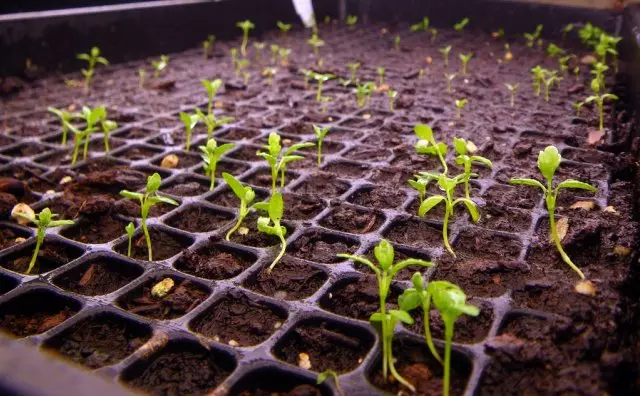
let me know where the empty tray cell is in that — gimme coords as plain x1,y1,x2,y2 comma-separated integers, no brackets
322,160,371,179
227,367,329,395
289,229,359,264
482,182,542,209
164,204,234,233
114,145,163,161
175,242,257,280
0,226,30,251
0,238,83,275
53,255,144,296
347,185,408,210
383,218,444,250
61,213,129,244
320,204,385,234
243,257,328,300
292,174,351,198
162,175,210,197
151,151,201,169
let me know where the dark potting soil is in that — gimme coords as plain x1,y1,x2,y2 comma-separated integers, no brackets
1,242,82,275
174,242,256,280
116,228,191,261
53,259,143,296
243,257,328,300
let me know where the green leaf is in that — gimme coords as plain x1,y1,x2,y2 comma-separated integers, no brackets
414,123,434,141
149,195,179,206
509,178,546,191
120,190,143,200
411,272,425,291
470,155,493,168
369,312,384,323
454,198,479,222
374,239,394,271
556,179,597,192
399,289,422,311
390,309,414,325
269,192,284,222
146,173,162,194
418,195,445,217
286,142,315,155
77,53,91,61
49,219,75,227
252,201,270,212
222,172,246,199
216,143,236,157
453,137,467,155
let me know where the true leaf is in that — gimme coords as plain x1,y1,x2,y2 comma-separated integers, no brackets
418,196,445,216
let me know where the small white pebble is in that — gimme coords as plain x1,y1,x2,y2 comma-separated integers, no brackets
238,226,250,235
59,176,72,185
228,340,239,347
274,321,282,329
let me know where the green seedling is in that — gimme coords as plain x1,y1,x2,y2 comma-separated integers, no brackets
562,23,574,40
151,55,169,78
579,22,604,47
454,17,469,32
235,58,250,78
440,45,452,67
138,68,146,89
263,67,278,86
377,67,386,86
590,61,609,88
546,43,565,58
194,108,234,141
505,83,520,107
68,106,102,164
253,42,265,62
414,123,448,173
179,112,199,151
337,240,433,392
408,175,429,206
388,89,397,112
574,101,585,117
430,28,439,43
394,35,401,51
531,65,547,96
200,139,235,190
445,73,456,93
203,34,215,59
120,173,178,261
509,146,596,279
313,124,331,166
573,66,581,81
524,24,543,48
543,71,562,102
458,53,472,75
596,35,622,72
453,137,492,200
96,106,117,153
13,207,74,274
319,95,332,113
308,34,325,57
47,107,78,145
231,48,238,67
257,192,288,272
243,70,251,85
278,48,291,66
455,98,468,119
270,44,280,65
504,43,513,62
312,72,334,102
257,132,314,193
237,20,255,56
399,274,479,396
346,62,361,82
300,68,313,89
585,78,618,131
418,173,479,256
317,370,343,396
492,28,505,39
277,21,292,39
354,82,376,108
558,55,572,74
346,15,358,28
410,16,430,32
222,173,266,241
125,222,135,257
201,79,223,116
77,46,109,93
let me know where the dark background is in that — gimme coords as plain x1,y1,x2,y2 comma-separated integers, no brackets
0,0,158,14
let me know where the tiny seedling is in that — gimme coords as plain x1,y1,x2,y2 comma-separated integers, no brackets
278,48,291,66
445,73,456,94
346,61,361,82
410,16,430,32
223,172,264,240
231,48,238,67
179,112,199,151
542,70,562,102
377,67,386,86
546,43,565,58
590,61,609,88
337,240,433,392
203,34,215,59
454,17,470,32
558,55,571,74
201,78,223,116
505,83,520,107
194,108,234,141
47,107,78,145
418,173,479,256
504,43,513,62
300,68,313,89
313,124,331,166
430,28,439,43
200,139,236,190
440,45,452,67
258,192,288,272
492,28,505,39
453,137,492,200
257,132,315,193
319,96,332,113
151,55,169,79
346,15,358,28
530,65,546,96
388,89,398,112
574,100,585,117
277,21,292,39
68,106,101,164
138,68,146,89
253,42,265,62
13,207,74,274
579,22,603,47
354,82,376,108
455,98,468,119
125,222,135,257
573,66,581,81
317,370,343,396
270,44,280,65
235,58,250,78
120,173,178,261
509,146,596,279
262,67,278,86
76,46,109,93
524,24,543,48
408,175,428,206
458,53,472,75
236,20,255,56
312,72,334,102
399,274,479,396
585,78,618,131
96,106,117,153
394,35,401,51
243,70,251,85
307,34,325,57
562,23,574,40
414,123,448,173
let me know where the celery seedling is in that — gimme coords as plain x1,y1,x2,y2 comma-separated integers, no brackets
202,78,223,116
346,62,361,82
258,192,288,272
445,73,456,94
13,207,74,274
418,173,479,256
319,96,332,113
546,43,565,58
312,72,334,102
585,78,618,131
125,222,135,258
262,67,277,86
458,53,472,75
237,20,255,56
453,137,492,200
414,123,448,173
337,240,433,392
399,274,479,396
543,71,562,102
300,68,313,89
257,132,314,193
96,106,117,153
509,146,596,279
203,34,215,59
223,173,264,241
562,23,574,40
253,42,265,62
394,35,401,51
408,175,428,206
376,67,386,86
590,61,608,88
179,112,199,151
231,48,238,67
346,15,358,28
440,45,452,67
455,98,468,119
308,34,325,57
574,101,585,117
68,106,101,164
354,82,376,108
454,18,469,32
524,24,543,48
200,139,235,190
317,370,343,396
138,68,146,89
410,16,429,32
194,108,233,141
558,55,571,74
120,173,178,261
235,58,250,78
313,124,331,166
151,55,169,78
277,21,292,40
388,89,397,112
505,83,520,107
47,107,78,145
270,44,280,65
430,28,438,43
531,65,546,96
278,48,291,66
77,47,109,93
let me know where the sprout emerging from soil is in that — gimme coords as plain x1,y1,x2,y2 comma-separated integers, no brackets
235,58,250,78
399,273,479,396
319,96,332,113
231,48,238,67
597,34,622,72
542,70,562,102
574,100,585,118
445,73,456,94
300,68,313,89
408,175,429,206
200,139,236,190
258,192,288,273
354,82,376,108
312,72,334,102
307,34,325,57
257,132,315,193
509,146,596,279
394,35,401,51
346,15,358,28
414,123,448,173
591,61,609,89
317,370,344,396
179,112,199,151
202,78,223,116
346,61,361,82
377,67,386,86
453,17,470,32
388,89,397,112
558,55,572,74
530,65,546,96
151,55,169,79
562,23,574,40
76,46,109,93
13,207,74,274
203,34,215,59
194,108,234,141
453,137,492,199
253,42,265,62
68,106,102,164
410,16,430,32
524,24,543,48
270,44,280,65
313,124,332,166
505,83,520,107
546,43,565,58
120,173,178,261
47,107,78,145
96,106,117,153
125,222,135,258
419,173,479,256
262,67,278,86
138,68,145,89
585,78,618,131
458,52,472,75
277,21,292,39
439,45,452,67
278,48,291,66
455,98,468,119
337,240,433,392
223,173,265,241
236,20,255,56
431,28,439,43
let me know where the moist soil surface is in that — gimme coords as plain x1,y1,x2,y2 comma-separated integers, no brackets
0,20,638,396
